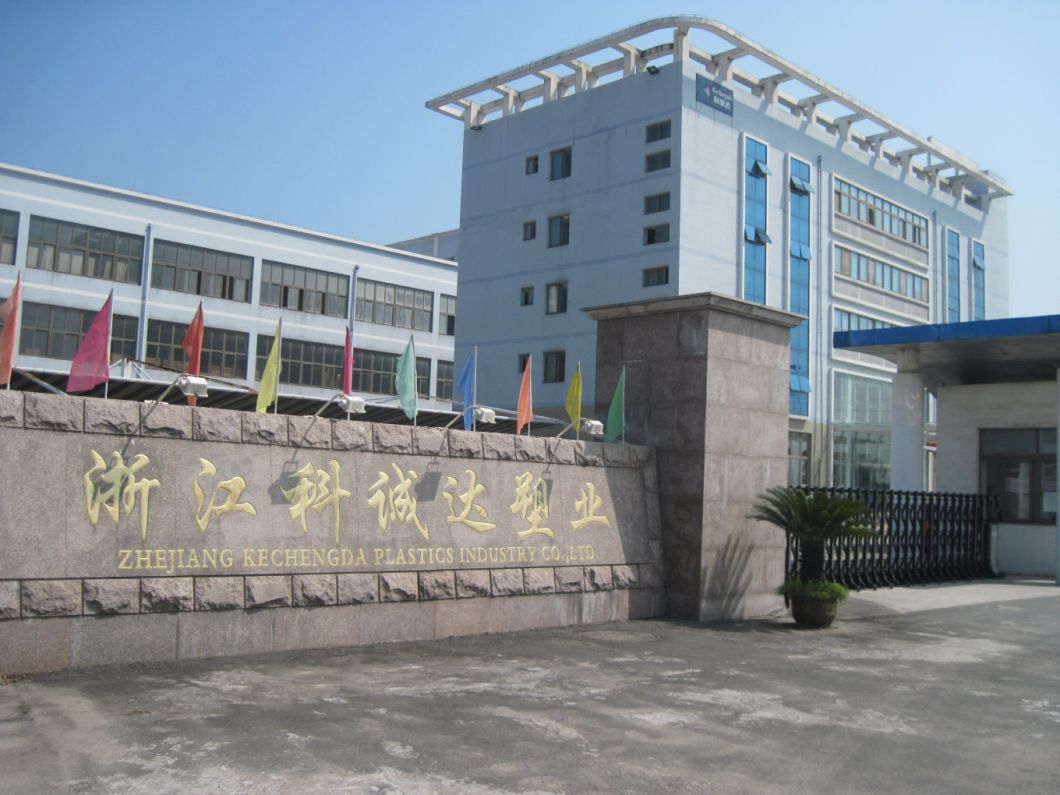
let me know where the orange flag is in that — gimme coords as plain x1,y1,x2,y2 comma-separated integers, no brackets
516,354,533,435
0,274,22,387
67,291,113,393
180,302,205,406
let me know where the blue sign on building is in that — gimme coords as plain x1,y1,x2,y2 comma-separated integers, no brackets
696,75,734,116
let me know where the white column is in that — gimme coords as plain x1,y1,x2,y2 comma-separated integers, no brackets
890,349,926,490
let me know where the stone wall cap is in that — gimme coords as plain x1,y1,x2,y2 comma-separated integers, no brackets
582,292,803,329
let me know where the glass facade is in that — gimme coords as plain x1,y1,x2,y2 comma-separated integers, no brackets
28,215,143,284
835,246,927,302
789,159,811,416
260,260,348,318
743,138,768,304
834,178,928,248
18,301,137,362
355,278,433,332
980,429,1056,524
146,319,248,379
834,308,895,332
152,240,252,302
972,241,985,320
832,372,892,488
946,229,960,322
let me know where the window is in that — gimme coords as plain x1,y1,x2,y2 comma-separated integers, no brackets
642,266,669,287
789,158,812,416
743,138,768,305
834,309,895,333
832,431,890,489
546,281,567,314
550,147,572,180
146,319,248,379
543,350,565,383
355,277,434,331
27,215,143,285
151,240,251,302
643,224,670,245
547,214,570,247
645,120,671,143
520,286,534,306
518,353,530,373
437,360,454,400
525,155,539,175
980,429,1056,524
347,347,424,395
834,178,928,249
946,230,961,322
645,150,671,172
834,246,927,302
255,334,344,389
18,301,137,362
972,241,985,321
0,208,18,265
788,432,811,487
644,192,670,214
439,293,456,336
833,372,891,427
523,221,536,241
260,260,348,318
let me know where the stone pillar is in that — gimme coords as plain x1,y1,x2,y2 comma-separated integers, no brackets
587,293,801,621
890,348,926,491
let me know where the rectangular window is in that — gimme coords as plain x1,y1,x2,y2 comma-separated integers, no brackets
354,277,434,332
834,178,929,248
255,334,344,389
439,293,456,336
788,432,811,487
789,158,812,416
644,192,670,214
437,360,454,400
834,246,927,303
743,138,768,304
972,241,985,321
523,221,536,241
547,214,570,247
833,372,892,427
645,120,671,143
145,318,248,379
518,353,530,373
260,259,349,318
151,239,251,301
642,266,669,287
520,286,534,306
980,428,1056,524
546,281,567,314
645,150,671,172
549,146,572,180
18,301,137,362
832,430,890,489
946,230,961,322
0,208,18,265
643,224,670,245
525,155,538,175
543,350,565,383
27,215,143,285
834,308,895,333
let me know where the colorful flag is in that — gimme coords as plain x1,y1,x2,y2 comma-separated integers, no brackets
67,291,113,393
605,366,626,443
181,302,204,406
395,335,418,422
342,326,354,396
255,318,282,413
516,354,533,435
456,350,475,430
565,362,582,430
0,274,22,387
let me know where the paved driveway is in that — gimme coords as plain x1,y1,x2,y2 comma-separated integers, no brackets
2,580,1059,794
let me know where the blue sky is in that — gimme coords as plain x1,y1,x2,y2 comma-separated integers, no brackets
2,0,1056,316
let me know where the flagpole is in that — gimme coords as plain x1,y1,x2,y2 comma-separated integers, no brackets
411,336,417,427
273,317,282,415
471,345,478,432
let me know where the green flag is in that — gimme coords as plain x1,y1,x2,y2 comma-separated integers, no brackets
605,366,625,443
395,335,418,421
256,318,282,413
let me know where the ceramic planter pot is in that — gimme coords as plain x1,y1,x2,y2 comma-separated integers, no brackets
790,595,838,628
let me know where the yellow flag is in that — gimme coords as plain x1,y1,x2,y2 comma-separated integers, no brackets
565,362,582,426
256,318,282,413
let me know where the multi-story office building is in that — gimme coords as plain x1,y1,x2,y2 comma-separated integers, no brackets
428,16,1010,487
0,163,458,412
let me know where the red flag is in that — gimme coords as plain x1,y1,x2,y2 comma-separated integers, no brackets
342,326,354,396
181,302,205,406
0,274,22,387
67,291,113,393
516,354,533,435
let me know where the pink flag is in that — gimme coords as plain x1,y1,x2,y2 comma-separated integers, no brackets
0,274,22,387
67,291,113,393
342,326,354,396
516,354,533,435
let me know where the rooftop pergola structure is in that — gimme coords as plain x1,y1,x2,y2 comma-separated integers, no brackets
427,16,1010,208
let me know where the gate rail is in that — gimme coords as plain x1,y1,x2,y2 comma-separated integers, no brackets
784,488,997,590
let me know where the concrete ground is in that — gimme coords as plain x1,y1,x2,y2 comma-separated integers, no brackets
2,580,1058,794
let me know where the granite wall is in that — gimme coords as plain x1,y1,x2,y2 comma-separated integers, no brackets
0,391,664,674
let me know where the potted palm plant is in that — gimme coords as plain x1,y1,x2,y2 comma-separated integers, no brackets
748,486,876,628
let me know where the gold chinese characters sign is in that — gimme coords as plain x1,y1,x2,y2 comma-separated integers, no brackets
39,436,650,579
